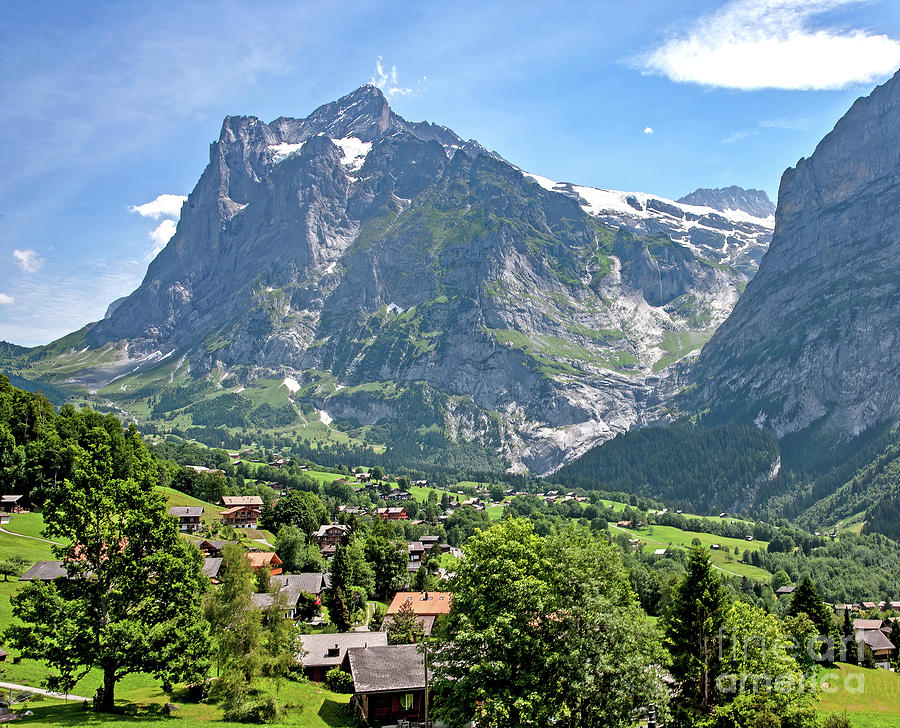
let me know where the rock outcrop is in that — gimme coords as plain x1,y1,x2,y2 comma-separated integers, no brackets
691,69,900,445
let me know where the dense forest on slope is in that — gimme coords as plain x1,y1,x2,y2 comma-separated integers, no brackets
863,488,900,541
553,423,780,511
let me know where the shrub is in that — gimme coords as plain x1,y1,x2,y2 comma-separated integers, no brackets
326,668,353,693
821,713,853,728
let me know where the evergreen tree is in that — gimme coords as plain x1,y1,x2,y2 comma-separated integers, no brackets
789,576,832,635
841,610,857,664
663,546,729,718
386,599,424,645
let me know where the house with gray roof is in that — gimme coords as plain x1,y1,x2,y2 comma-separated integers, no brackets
299,631,387,682
343,644,430,726
857,629,896,669
168,506,203,532
251,573,328,620
18,561,70,581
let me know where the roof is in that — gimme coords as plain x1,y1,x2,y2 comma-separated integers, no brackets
0,495,22,503
251,592,275,610
854,619,886,631
383,614,437,636
221,495,263,507
246,552,282,569
857,630,896,652
775,586,796,594
347,644,428,693
386,591,452,616
313,524,348,538
653,548,667,556
18,561,69,581
169,506,203,517
220,506,253,516
270,573,326,600
300,632,387,668
198,539,236,551
202,558,223,578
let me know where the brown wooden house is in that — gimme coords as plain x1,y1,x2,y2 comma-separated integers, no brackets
168,506,203,532
344,644,430,726
299,631,387,682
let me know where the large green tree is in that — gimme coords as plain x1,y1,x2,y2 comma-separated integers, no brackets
433,519,669,728
262,490,326,538
788,576,833,636
663,546,729,720
4,421,210,710
364,518,408,598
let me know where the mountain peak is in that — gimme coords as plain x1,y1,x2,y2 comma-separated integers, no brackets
677,186,774,219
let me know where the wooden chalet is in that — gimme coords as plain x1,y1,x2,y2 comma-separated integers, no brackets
376,507,408,520
313,523,349,557
168,506,203,532
219,495,263,528
246,551,283,575
344,644,430,726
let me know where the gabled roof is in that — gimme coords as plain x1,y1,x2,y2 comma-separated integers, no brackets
313,523,348,538
386,591,452,616
18,561,69,581
221,495,263,507
857,629,896,652
347,644,428,693
246,552,282,569
0,495,22,503
169,506,203,517
202,557,223,579
197,539,237,551
270,573,327,600
775,586,796,594
854,619,886,631
300,632,387,668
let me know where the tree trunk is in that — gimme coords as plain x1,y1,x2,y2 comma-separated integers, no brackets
101,666,116,712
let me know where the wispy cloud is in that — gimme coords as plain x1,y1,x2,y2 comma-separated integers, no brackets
723,129,756,144
0,293,13,305
759,116,807,130
12,249,43,273
369,56,420,97
130,193,187,220
641,0,900,90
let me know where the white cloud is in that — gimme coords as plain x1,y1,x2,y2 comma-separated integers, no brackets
644,126,654,134
723,129,755,143
129,193,187,220
149,219,177,257
12,249,43,273
759,116,807,129
370,56,414,97
641,0,900,90
0,293,13,305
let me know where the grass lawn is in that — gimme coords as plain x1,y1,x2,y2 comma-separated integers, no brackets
611,523,773,582
817,663,900,727
8,676,353,728
486,505,504,521
156,487,220,526
0,529,56,563
3,512,55,541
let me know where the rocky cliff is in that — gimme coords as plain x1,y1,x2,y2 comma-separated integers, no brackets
677,186,775,219
691,70,900,446
10,86,772,474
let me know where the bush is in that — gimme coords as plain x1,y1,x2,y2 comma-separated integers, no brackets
821,713,853,728
325,668,353,693
224,696,279,724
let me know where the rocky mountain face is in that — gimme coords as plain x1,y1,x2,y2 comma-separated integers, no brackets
10,86,772,474
691,70,900,447
677,186,775,219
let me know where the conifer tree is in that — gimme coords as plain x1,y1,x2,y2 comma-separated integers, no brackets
789,576,832,635
663,546,729,717
386,599,424,645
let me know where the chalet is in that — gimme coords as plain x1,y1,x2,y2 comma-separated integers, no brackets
385,591,452,637
652,548,667,556
377,507,408,520
862,601,877,610
219,495,263,528
168,506,203,533
616,520,633,528
356,472,373,483
387,489,412,502
251,573,326,619
268,458,287,467
246,551,283,575
857,630,896,669
313,524,349,557
197,539,238,558
0,513,10,525
709,544,721,551
776,585,796,596
627,538,641,551
408,541,426,565
300,632,387,682
344,644,430,726
1,494,27,513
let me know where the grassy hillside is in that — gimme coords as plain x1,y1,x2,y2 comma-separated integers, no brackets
817,663,900,728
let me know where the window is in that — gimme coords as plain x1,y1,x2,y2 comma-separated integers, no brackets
400,693,414,711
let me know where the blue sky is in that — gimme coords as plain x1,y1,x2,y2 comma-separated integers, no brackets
2,0,899,346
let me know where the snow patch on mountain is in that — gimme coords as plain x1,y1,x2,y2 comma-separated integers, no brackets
269,142,305,163
331,137,372,171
